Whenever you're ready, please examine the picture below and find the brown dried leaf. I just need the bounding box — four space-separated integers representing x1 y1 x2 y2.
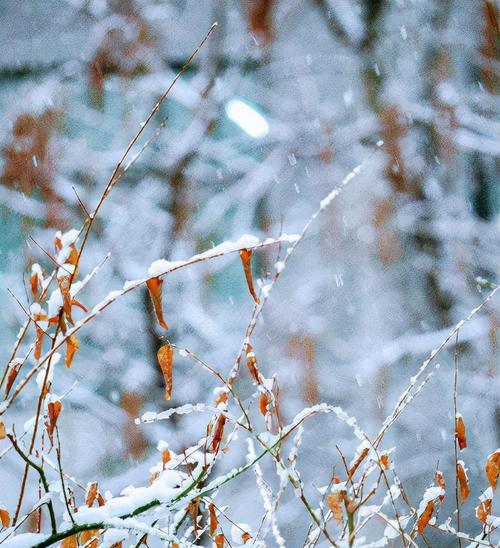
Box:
455 414 467 451
348 448 369 478
86 482 98 507
146 277 168 330
242 532 251 544
457 461 470 503
379 453 390 470
34 325 45 361
30 272 39 298
435 470 445 502
240 249 260 304
485 449 500 490
80 530 100 547
0 421 5 440
210 413 226 454
246 344 260 383
58 274 74 325
476 498 492 524
5 361 21 397
46 399 62 442
60 535 78 548
157 344 174 400
417 500 434 534
0 507 10 528
162 449 171 468
326 492 344 524
215 533 225 548
209 503 218 536
65 334 80 368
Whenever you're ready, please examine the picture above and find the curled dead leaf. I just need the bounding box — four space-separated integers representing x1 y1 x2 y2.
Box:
209 503 218 536
326 492 344 524
0 421 5 440
348 447 369 478
85 482 98 507
240 249 260 304
485 449 499 490
157 344 174 400
457 461 469 503
435 470 445 502
210 413 226 454
146 277 168 330
455 414 467 451
46 399 62 443
215 533 225 548
245 344 260 384
417 500 434 534
476 498 492 524
65 334 80 368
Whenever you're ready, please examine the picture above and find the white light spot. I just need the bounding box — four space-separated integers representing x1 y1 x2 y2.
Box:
226 99 269 139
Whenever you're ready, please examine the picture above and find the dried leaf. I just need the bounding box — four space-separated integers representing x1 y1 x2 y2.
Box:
0 421 5 440
457 461 469 503
215 533 225 548
157 344 174 400
209 503 218 536
326 492 344 524
5 361 21 397
435 470 445 502
210 413 226 454
86 482 98 507
240 249 260 304
242 532 251 544
30 272 39 298
162 449 171 468
146 277 168 330
46 399 62 443
417 500 434 533
246 344 260 383
485 449 500 490
65 334 80 368
455 414 467 450
258 393 270 416
0 507 10 528
348 448 369 478
79 530 99 547
379 453 390 470
58 273 74 325
34 324 45 361
476 498 492 524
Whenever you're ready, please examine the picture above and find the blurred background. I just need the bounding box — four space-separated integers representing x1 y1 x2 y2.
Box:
0 0 498 545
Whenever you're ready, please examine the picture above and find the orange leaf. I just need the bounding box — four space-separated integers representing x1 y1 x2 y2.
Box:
326 492 344 523
485 449 499 490
47 399 62 442
0 421 5 440
65 334 80 368
240 249 260 304
379 453 390 470
80 530 100 547
348 448 369 478
242 532 251 544
85 482 98 507
209 503 218 536
417 500 434 533
258 393 270 416
215 533 225 548
457 461 469 503
146 277 168 330
162 449 171 468
5 361 21 397
34 324 45 360
435 470 445 502
0 507 10 528
455 414 467 450
210 413 226 454
476 498 492 524
30 272 39 298
157 344 174 400
246 344 260 384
